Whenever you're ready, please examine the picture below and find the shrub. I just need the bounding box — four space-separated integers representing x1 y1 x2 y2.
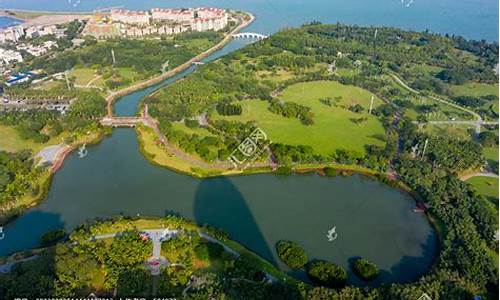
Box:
194 242 225 261
41 229 66 246
323 167 337 177
478 131 498 147
307 260 347 288
276 240 308 268
184 119 200 128
352 258 379 281
276 165 292 175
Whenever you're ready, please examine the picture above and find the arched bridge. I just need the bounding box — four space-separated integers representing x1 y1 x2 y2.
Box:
233 32 268 40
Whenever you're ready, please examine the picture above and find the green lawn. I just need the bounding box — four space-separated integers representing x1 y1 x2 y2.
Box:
383 75 472 121
466 176 499 207
423 124 475 141
171 122 216 138
483 146 499 169
449 82 499 98
69 68 99 86
115 67 143 82
449 82 499 116
0 125 66 153
212 81 386 156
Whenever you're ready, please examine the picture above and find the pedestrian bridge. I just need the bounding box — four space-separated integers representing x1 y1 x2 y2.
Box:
100 117 143 127
233 32 268 40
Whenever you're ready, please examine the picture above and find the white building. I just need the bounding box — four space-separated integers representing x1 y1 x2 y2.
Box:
151 8 194 22
25 25 57 39
0 26 25 43
0 48 23 65
111 9 151 25
17 41 57 57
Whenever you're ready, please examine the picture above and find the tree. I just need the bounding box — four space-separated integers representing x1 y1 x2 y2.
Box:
352 258 379 281
307 260 347 288
323 167 337 177
41 229 66 246
477 131 498 147
276 240 308 268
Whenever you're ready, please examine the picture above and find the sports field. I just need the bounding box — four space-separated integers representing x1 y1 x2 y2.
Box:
212 81 386 156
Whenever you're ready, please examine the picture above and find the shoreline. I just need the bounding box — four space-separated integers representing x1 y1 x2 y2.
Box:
0 128 109 226
0 11 254 225
106 11 255 117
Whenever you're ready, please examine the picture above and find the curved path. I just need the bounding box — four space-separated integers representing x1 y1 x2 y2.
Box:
389 73 497 133
460 172 499 181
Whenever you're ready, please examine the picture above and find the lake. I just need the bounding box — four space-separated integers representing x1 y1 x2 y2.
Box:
0 128 437 285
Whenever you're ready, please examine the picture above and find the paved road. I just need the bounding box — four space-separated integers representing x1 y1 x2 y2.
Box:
35 144 68 166
0 255 38 274
460 172 499 181
389 73 498 133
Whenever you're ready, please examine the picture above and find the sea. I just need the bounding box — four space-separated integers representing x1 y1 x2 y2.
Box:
0 0 497 41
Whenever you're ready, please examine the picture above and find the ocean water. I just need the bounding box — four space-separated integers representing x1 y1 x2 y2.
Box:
0 0 498 41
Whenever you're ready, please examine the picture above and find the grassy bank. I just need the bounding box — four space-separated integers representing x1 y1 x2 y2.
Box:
0 127 108 226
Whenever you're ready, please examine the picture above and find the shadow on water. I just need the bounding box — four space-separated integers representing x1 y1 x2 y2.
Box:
192 176 277 266
348 231 437 287
0 211 65 256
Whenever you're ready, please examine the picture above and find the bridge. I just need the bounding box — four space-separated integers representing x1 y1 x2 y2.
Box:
101 104 157 128
100 117 144 127
233 32 268 40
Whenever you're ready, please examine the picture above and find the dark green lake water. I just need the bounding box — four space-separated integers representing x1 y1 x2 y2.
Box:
0 127 436 285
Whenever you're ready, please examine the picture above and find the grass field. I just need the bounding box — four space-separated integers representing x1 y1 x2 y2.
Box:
383 75 472 121
212 80 386 156
70 68 99 86
449 82 499 115
483 146 499 168
171 122 216 138
0 125 66 153
423 124 475 140
466 176 499 206
449 82 499 98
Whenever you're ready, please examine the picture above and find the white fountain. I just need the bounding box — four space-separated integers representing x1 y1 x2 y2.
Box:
326 226 338 242
78 144 88 158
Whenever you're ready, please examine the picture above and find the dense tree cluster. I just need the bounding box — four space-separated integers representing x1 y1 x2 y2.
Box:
352 258 379 281
216 102 242 116
275 240 308 269
306 260 348 288
1 90 106 144
0 150 41 206
29 31 223 77
268 100 314 125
